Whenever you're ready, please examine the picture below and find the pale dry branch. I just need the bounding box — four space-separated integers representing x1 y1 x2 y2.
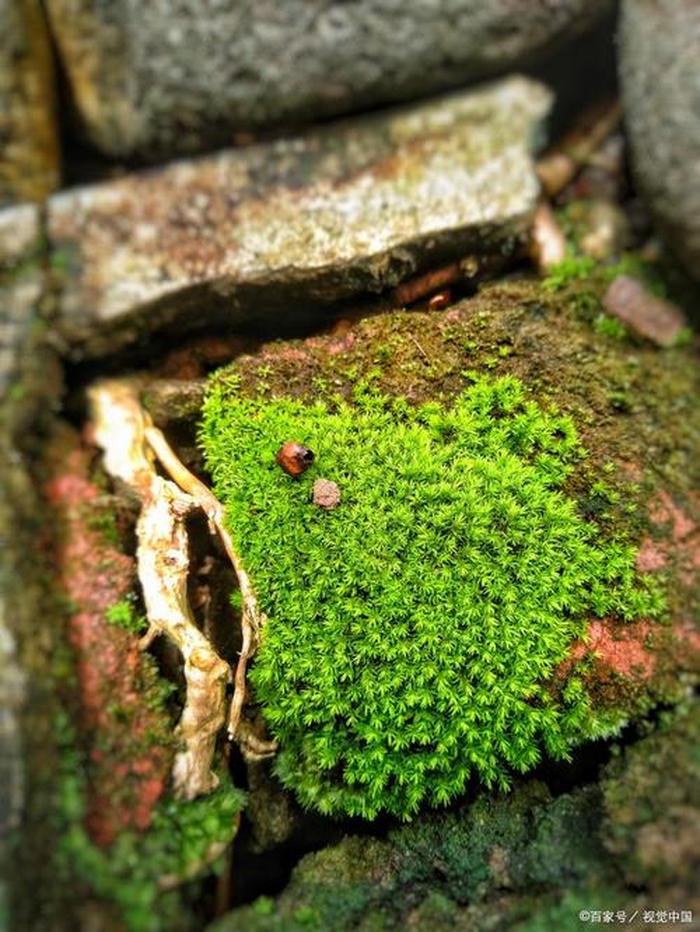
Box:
89 380 231 799
141 419 270 746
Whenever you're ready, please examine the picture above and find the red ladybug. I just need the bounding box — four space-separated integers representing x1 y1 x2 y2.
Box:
276 441 315 477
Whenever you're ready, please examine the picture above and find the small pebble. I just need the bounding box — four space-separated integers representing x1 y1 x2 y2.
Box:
602 275 687 348
276 441 314 476
312 478 341 509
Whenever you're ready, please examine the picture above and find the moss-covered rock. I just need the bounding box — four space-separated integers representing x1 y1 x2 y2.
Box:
210 698 700 931
201 375 662 818
602 701 700 895
198 274 699 820
0 203 68 929
209 779 611 931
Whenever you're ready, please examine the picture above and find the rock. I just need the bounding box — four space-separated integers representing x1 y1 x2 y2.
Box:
602 275 687 347
209 781 608 931
0 205 69 926
0 202 42 266
210 699 700 931
603 700 700 897
44 431 173 848
199 276 700 804
47 76 551 358
245 761 301 853
45 0 609 161
0 206 44 394
0 0 60 205
312 478 341 509
619 0 700 281
530 201 567 271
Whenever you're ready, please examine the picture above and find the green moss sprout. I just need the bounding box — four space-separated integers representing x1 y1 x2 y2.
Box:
105 596 147 634
200 375 663 819
54 711 244 932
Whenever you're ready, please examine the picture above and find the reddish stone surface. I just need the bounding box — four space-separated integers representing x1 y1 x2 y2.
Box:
559 487 700 701
566 619 656 680
45 432 172 847
602 276 687 347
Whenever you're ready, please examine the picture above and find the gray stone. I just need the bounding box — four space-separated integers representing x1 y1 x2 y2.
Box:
45 0 608 161
0 0 60 206
0 204 65 929
619 0 700 281
0 203 42 267
48 76 551 358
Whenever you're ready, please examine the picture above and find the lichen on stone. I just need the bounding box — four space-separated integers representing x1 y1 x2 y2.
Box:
200 373 664 819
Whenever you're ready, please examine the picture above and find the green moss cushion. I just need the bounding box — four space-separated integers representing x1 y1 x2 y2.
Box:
200 376 662 818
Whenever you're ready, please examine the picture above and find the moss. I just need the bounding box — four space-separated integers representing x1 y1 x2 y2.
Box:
593 315 628 341
512 886 629 932
105 596 148 634
542 255 597 291
214 780 613 932
200 375 663 819
601 699 700 891
86 505 121 547
53 709 244 932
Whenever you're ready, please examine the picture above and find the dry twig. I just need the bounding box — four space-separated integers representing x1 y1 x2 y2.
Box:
89 379 275 800
142 420 269 748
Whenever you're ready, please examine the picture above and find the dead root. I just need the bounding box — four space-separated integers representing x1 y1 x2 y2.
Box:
88 379 276 800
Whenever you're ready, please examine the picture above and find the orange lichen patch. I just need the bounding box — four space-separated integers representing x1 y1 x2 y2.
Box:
45 434 172 848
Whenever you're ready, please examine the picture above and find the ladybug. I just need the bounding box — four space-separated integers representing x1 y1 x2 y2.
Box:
276 441 315 477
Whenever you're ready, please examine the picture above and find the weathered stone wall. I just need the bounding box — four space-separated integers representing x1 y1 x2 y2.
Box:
45 0 610 160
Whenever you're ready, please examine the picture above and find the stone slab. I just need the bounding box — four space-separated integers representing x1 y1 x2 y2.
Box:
619 0 700 281
48 76 551 358
46 0 608 160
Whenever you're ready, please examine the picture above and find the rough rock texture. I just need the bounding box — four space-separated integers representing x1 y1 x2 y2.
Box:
47 76 551 358
0 205 68 927
619 0 700 281
45 0 608 161
209 700 700 931
0 0 60 205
